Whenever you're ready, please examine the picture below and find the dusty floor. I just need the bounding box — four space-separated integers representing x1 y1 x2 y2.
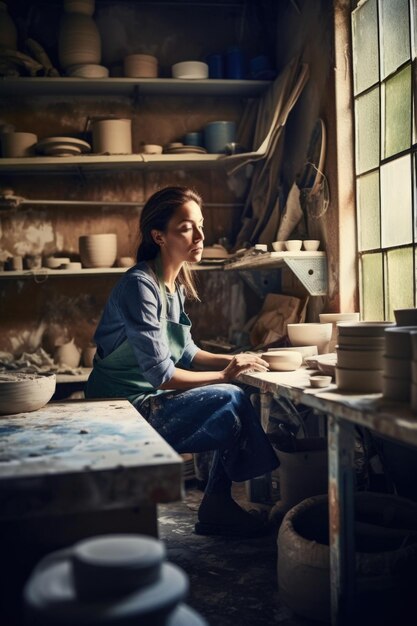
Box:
158 483 318 626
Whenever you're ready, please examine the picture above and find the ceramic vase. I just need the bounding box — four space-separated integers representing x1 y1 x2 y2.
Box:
54 338 81 368
0 2 17 50
59 12 101 69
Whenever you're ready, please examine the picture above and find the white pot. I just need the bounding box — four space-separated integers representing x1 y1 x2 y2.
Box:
91 119 132 155
1 132 38 157
79 233 117 268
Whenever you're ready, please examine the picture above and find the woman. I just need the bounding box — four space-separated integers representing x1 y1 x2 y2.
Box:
86 186 279 537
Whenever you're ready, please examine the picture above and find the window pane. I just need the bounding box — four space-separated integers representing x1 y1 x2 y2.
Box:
352 0 379 94
386 247 414 320
381 155 412 247
379 0 410 78
357 170 380 251
355 87 380 174
361 253 384 320
384 64 411 158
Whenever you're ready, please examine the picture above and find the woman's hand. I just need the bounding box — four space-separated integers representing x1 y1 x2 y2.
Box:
221 353 269 382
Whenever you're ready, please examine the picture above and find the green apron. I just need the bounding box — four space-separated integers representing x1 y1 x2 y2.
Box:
85 260 192 407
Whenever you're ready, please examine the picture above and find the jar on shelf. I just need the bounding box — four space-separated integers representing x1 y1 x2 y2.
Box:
59 11 101 69
0 2 18 50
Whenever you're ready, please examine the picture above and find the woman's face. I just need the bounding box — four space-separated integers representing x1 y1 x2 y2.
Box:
155 200 204 264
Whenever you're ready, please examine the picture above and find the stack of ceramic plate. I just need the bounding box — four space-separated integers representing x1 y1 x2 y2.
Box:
35 137 91 157
335 322 394 393
163 142 207 155
383 326 417 402
319 312 360 353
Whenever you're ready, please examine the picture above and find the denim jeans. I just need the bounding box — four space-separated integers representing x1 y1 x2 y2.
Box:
138 383 279 495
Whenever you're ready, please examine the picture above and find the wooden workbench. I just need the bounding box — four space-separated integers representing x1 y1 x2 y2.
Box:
239 367 417 626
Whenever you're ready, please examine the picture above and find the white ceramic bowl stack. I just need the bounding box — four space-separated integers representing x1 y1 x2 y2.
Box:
319 312 360 353
383 326 417 401
0 373 56 415
335 322 394 393
287 323 333 355
79 233 117 268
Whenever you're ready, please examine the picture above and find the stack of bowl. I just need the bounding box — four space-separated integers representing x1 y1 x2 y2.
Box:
79 233 117 268
319 312 360 353
383 326 416 401
287 323 332 355
335 322 394 393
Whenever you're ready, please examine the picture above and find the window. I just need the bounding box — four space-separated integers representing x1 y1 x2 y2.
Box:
351 0 415 320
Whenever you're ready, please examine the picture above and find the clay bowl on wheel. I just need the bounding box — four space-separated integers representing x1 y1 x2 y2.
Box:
262 350 302 372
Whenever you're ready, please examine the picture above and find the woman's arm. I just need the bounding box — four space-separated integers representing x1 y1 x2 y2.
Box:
158 352 269 391
192 349 234 369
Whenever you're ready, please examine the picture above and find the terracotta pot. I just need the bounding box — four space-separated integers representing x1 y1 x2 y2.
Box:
91 119 132 154
79 233 117 268
59 13 101 69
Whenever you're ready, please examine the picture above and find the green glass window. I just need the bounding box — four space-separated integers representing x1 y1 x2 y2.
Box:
355 87 380 175
379 0 410 79
352 0 379 95
357 170 380 251
385 247 415 320
384 64 411 158
360 253 384 320
380 155 412 248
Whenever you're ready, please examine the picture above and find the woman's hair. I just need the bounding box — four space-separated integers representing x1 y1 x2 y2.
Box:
136 186 202 300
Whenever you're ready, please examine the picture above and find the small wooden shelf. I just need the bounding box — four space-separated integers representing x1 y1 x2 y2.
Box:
0 77 271 98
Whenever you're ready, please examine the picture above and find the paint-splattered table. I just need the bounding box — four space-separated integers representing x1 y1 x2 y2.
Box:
0 399 182 536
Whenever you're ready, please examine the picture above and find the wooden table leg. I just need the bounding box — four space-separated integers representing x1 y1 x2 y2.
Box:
328 415 356 626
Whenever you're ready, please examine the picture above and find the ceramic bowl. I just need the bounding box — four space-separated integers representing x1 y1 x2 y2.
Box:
172 61 208 79
0 373 56 414
140 144 163 155
384 326 417 359
319 313 360 324
272 241 286 252
303 240 320 251
284 240 302 252
262 350 302 371
382 375 410 401
79 233 117 268
394 308 417 326
337 321 394 337
67 64 109 78
337 347 384 371
62 262 82 270
268 345 318 362
287 323 332 354
310 375 332 388
44 257 71 269
383 355 410 379
336 335 386 349
335 367 383 393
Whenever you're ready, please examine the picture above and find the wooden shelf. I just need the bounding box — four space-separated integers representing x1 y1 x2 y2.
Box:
0 77 271 98
0 153 235 173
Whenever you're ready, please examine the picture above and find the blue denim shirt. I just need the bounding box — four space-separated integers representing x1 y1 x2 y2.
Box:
93 261 199 389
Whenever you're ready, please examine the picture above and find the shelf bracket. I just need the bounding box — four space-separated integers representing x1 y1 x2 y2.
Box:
237 269 282 299
283 257 327 295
